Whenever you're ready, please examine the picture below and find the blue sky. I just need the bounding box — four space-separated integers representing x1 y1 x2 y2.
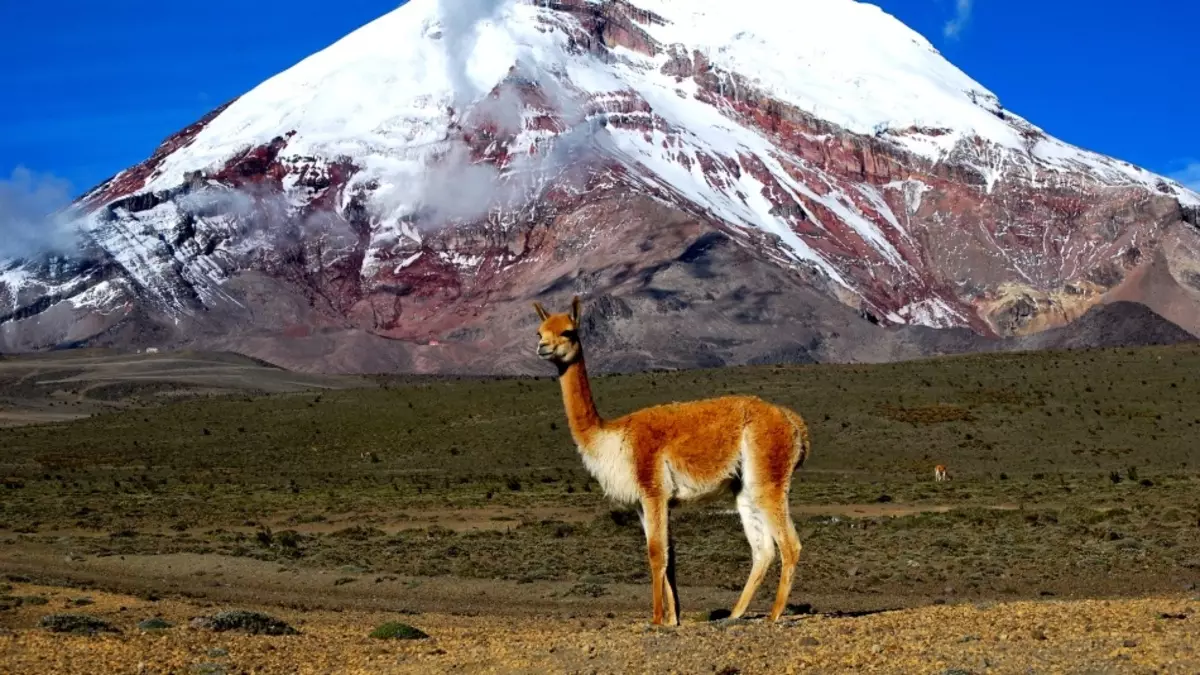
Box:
1 0 1198 200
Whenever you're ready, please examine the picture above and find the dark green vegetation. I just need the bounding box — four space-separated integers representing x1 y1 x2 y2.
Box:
369 621 430 640
136 617 173 631
2 345 1199 608
39 613 120 635
193 610 299 635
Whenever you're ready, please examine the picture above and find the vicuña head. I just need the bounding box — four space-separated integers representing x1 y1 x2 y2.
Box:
532 295 813 626
533 296 582 368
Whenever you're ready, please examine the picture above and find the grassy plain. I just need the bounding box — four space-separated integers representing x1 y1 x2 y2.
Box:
1 345 1199 672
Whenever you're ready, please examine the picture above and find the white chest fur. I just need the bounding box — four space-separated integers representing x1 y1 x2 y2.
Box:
579 431 642 505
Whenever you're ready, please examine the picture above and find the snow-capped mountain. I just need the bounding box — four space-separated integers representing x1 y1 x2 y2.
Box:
3 0 1198 373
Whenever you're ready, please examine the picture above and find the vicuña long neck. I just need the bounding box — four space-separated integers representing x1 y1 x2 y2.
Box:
557 354 603 446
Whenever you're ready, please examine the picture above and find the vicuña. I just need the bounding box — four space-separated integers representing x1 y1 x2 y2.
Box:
534 296 812 625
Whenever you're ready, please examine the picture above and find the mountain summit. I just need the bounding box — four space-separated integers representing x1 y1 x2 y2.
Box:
3 0 1198 372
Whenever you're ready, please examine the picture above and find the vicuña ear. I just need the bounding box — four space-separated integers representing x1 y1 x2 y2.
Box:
533 302 549 321
569 295 582 324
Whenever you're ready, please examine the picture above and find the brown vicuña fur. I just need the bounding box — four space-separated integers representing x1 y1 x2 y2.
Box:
934 464 948 482
534 296 812 625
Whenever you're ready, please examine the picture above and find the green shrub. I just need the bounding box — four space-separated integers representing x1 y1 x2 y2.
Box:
369 621 429 640
194 610 298 635
40 614 119 635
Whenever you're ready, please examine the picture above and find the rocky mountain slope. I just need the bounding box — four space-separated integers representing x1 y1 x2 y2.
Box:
2 0 1198 373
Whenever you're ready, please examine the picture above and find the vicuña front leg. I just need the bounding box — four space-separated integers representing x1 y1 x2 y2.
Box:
641 496 678 626
665 533 681 626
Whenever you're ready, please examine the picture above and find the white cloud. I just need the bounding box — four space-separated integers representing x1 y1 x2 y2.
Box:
436 0 515 110
1169 161 1200 192
0 166 82 260
943 0 973 39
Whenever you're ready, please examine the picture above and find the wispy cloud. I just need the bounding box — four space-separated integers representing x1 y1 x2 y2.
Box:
365 0 605 230
943 0 974 40
437 0 514 110
1169 161 1200 192
0 166 82 260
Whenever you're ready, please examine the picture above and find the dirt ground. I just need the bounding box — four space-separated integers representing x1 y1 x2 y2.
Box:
0 348 362 427
1 582 1196 674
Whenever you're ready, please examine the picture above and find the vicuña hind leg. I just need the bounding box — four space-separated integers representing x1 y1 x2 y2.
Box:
763 493 802 621
730 490 775 619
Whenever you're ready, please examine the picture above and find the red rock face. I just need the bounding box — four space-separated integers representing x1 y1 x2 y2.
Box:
675 55 1195 336
551 0 665 57
2 1 1197 372
79 99 239 210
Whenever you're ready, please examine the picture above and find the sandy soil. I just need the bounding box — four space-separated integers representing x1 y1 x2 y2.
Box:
1 582 1196 674
0 545 905 620
0 349 363 427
